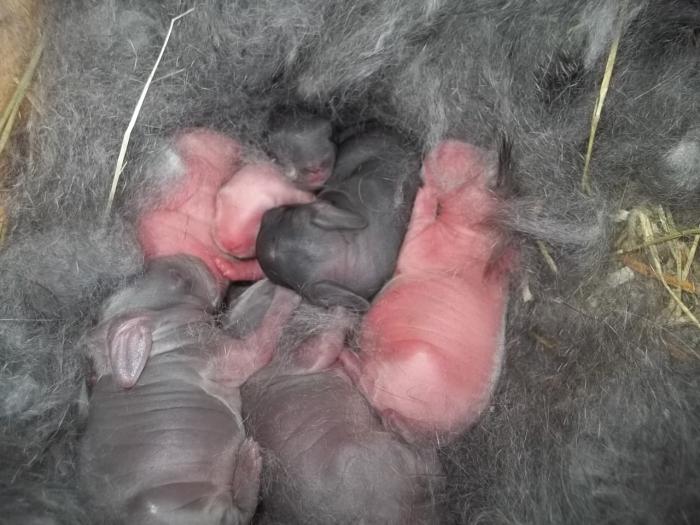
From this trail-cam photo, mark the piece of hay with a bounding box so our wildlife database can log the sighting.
[620,255,697,295]
[616,207,700,331]
[536,240,559,275]
[0,35,44,244]
[682,231,700,280]
[638,212,699,329]
[581,0,629,194]
[0,37,43,157]
[103,7,195,220]
[615,227,700,255]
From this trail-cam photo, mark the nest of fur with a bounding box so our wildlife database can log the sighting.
[1,1,699,523]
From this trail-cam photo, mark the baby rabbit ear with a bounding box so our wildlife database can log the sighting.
[107,314,154,388]
[305,281,370,312]
[311,201,368,230]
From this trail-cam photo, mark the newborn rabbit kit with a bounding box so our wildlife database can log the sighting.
[1,1,700,524]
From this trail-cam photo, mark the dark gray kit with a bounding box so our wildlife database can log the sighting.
[223,287,443,525]
[265,106,337,190]
[257,126,420,311]
[80,256,267,525]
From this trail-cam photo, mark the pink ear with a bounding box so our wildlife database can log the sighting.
[403,185,439,243]
[107,315,153,388]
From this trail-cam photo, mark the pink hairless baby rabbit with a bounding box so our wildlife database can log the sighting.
[341,140,512,443]
[138,119,332,285]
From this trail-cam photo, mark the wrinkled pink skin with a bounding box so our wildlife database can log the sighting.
[137,129,314,287]
[341,140,511,443]
[212,162,314,260]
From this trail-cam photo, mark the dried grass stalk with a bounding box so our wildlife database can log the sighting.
[581,0,629,194]
[103,7,195,220]
[618,208,700,330]
[0,35,44,244]
[620,255,697,295]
